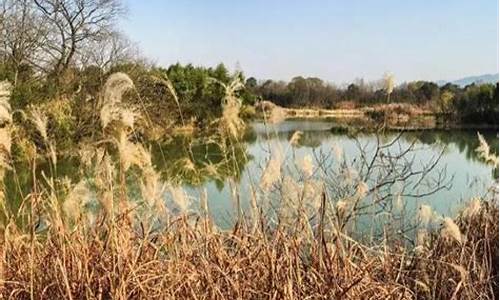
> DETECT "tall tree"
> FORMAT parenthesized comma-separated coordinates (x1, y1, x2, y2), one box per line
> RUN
(33, 0, 124, 78)
(78, 30, 136, 71)
(0, 0, 46, 85)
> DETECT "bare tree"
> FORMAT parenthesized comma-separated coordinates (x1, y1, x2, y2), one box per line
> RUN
(32, 0, 125, 77)
(78, 30, 137, 71)
(0, 0, 47, 85)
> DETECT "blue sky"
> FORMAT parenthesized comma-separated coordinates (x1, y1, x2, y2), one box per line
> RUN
(121, 0, 498, 83)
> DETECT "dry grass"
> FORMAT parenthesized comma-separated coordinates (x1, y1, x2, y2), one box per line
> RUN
(365, 103, 432, 116)
(0, 198, 497, 299)
(0, 74, 498, 299)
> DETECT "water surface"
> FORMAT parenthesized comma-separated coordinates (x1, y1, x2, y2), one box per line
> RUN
(166, 120, 498, 226)
(4, 119, 497, 229)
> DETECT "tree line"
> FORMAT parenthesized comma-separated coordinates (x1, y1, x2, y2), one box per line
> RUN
(245, 76, 498, 124)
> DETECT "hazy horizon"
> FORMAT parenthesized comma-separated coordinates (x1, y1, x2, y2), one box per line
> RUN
(122, 0, 499, 83)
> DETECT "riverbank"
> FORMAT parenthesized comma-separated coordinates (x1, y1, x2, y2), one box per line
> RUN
(254, 101, 499, 131)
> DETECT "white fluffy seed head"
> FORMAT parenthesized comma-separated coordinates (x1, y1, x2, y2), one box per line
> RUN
(222, 99, 244, 138)
(0, 81, 11, 100)
(100, 103, 118, 130)
(120, 108, 138, 130)
(95, 153, 115, 215)
(102, 72, 134, 107)
(356, 181, 369, 198)
(260, 153, 282, 191)
(28, 106, 49, 142)
(441, 217, 463, 244)
(140, 166, 162, 204)
(63, 180, 91, 221)
(299, 155, 314, 177)
(220, 78, 245, 138)
(417, 205, 434, 226)
(267, 106, 286, 124)
(78, 143, 95, 169)
(0, 81, 12, 125)
(416, 228, 428, 248)
(289, 131, 303, 147)
(336, 199, 349, 213)
(116, 131, 151, 172)
(476, 133, 498, 167)
(463, 197, 481, 219)
(394, 193, 403, 211)
(0, 127, 11, 156)
(383, 72, 395, 95)
(101, 105, 138, 131)
(140, 166, 167, 217)
(100, 73, 137, 131)
(168, 185, 190, 214)
(0, 81, 12, 169)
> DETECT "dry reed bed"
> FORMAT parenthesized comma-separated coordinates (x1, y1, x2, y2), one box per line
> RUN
(0, 203, 497, 299)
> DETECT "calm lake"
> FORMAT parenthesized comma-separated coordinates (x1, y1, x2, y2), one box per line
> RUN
(157, 119, 498, 227)
(4, 119, 498, 228)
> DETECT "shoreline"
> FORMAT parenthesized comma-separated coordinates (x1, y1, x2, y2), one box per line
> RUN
(254, 103, 498, 131)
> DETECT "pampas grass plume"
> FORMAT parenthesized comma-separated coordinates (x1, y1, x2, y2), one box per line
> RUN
(441, 217, 463, 244)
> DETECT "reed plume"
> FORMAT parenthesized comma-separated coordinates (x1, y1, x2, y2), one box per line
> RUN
(28, 106, 48, 142)
(260, 151, 282, 191)
(463, 197, 482, 219)
(94, 151, 115, 215)
(62, 180, 91, 222)
(383, 72, 395, 96)
(441, 217, 463, 243)
(267, 106, 286, 124)
(418, 204, 434, 226)
(219, 77, 245, 139)
(100, 72, 136, 130)
(28, 105, 57, 166)
(0, 90, 12, 297)
(289, 131, 303, 147)
(476, 132, 498, 167)
(168, 184, 190, 214)
(0, 81, 12, 125)
(0, 81, 12, 210)
(394, 193, 403, 211)
(299, 155, 314, 177)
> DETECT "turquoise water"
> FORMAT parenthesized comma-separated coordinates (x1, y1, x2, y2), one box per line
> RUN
(180, 120, 497, 226)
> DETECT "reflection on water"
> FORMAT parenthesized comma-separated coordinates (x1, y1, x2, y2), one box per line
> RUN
(4, 119, 498, 227)
(150, 135, 251, 189)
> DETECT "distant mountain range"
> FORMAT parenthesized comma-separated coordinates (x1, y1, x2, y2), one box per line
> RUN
(436, 73, 499, 87)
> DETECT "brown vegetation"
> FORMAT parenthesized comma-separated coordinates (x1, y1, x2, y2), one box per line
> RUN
(0, 199, 497, 299)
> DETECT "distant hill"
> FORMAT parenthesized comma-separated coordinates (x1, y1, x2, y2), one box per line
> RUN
(436, 73, 499, 87)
